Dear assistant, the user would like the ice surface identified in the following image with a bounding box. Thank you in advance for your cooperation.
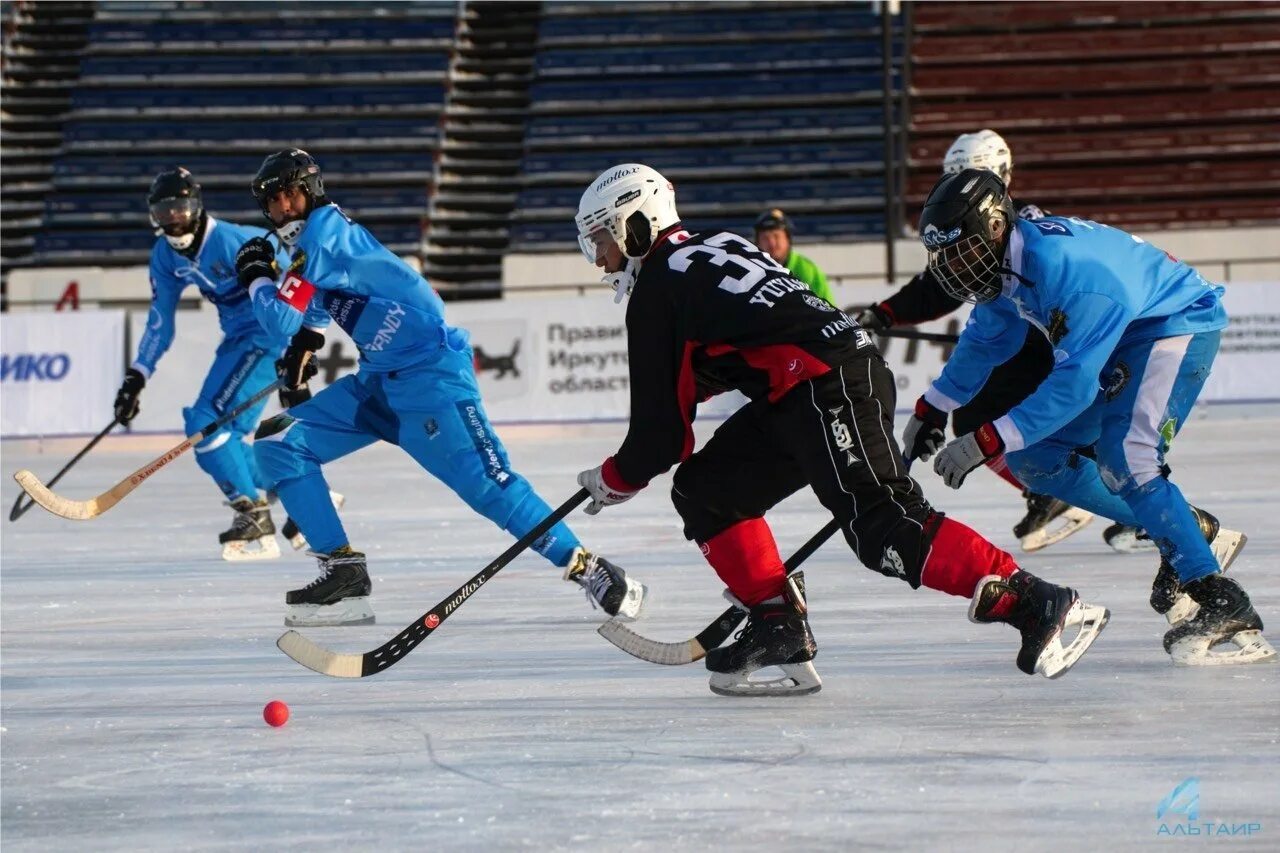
[2,410,1277,851]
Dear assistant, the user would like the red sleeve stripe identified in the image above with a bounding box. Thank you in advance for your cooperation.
[675,341,700,461]
[276,273,315,312]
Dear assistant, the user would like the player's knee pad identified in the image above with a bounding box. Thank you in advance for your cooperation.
[1005,444,1075,493]
[670,459,760,543]
[252,418,308,482]
[856,510,935,589]
[183,404,223,449]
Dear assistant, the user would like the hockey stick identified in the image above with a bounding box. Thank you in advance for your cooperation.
[9,417,120,522]
[12,379,284,521]
[597,516,843,665]
[276,488,590,678]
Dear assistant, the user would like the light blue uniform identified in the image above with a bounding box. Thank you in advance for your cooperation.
[135,216,290,501]
[925,216,1227,583]
[249,203,580,563]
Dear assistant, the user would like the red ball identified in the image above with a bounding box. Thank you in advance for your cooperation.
[263,700,289,728]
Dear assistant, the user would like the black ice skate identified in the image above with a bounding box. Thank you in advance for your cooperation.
[218,497,280,562]
[285,546,375,627]
[1162,574,1276,666]
[564,548,646,621]
[705,576,821,697]
[1013,490,1093,553]
[1151,507,1248,626]
[969,571,1108,678]
[1102,523,1157,554]
[281,491,346,551]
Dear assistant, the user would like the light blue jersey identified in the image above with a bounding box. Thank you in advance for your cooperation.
[133,216,289,377]
[926,216,1226,452]
[248,204,453,373]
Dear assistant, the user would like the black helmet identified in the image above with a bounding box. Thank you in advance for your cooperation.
[918,168,1015,303]
[251,148,327,241]
[753,207,792,235]
[148,167,205,250]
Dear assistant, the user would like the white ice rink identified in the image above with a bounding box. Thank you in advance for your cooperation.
[2,410,1277,851]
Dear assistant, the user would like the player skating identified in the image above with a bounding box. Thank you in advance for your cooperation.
[571,163,1108,696]
[911,168,1274,666]
[235,149,645,627]
[858,130,1101,552]
[114,168,290,560]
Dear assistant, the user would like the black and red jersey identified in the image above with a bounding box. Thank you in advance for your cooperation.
[880,197,1047,326]
[612,227,876,488]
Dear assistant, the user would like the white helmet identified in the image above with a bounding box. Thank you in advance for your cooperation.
[943,129,1012,187]
[576,163,680,302]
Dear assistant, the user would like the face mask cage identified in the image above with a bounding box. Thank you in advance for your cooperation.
[149,197,200,236]
[927,232,1004,303]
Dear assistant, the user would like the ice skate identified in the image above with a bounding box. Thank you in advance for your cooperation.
[281,491,347,551]
[564,548,646,621]
[1153,507,1248,625]
[284,546,375,627]
[705,575,820,697]
[1102,523,1158,554]
[1013,490,1093,552]
[219,496,280,561]
[1163,575,1276,666]
[969,571,1109,678]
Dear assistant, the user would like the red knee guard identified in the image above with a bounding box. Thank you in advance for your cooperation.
[985,453,1024,490]
[920,516,1018,598]
[700,518,787,606]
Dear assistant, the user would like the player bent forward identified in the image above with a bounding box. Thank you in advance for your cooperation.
[571,163,1109,696]
[911,169,1273,666]
[234,149,645,627]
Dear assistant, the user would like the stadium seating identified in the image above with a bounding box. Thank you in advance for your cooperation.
[507,1,897,253]
[906,1,1280,229]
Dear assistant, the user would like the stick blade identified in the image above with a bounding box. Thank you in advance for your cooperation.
[13,469,102,520]
[276,630,366,678]
[597,619,706,665]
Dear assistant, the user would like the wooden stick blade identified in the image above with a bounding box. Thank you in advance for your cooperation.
[597,619,707,665]
[12,470,105,520]
[276,630,365,678]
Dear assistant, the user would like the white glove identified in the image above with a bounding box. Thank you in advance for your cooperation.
[933,424,1005,489]
[577,459,640,515]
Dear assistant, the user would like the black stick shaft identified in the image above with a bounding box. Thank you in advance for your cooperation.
[9,417,120,522]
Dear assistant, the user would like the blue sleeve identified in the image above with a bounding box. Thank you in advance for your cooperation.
[249,278,305,340]
[132,248,184,377]
[301,292,331,331]
[925,300,1025,411]
[995,291,1130,452]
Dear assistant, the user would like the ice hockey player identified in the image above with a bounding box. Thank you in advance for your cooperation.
[856,130,1098,552]
[911,168,1274,666]
[114,167,291,560]
[234,149,645,628]
[571,163,1109,696]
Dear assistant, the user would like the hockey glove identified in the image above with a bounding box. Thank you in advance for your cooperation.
[113,368,146,425]
[278,384,312,409]
[235,236,278,288]
[934,423,1005,489]
[854,303,894,332]
[577,458,640,515]
[902,396,948,462]
[276,327,324,391]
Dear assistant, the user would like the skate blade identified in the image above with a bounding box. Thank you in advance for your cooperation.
[1105,528,1158,554]
[287,532,309,551]
[708,661,822,697]
[1036,601,1109,679]
[1020,507,1094,553]
[1165,532,1247,625]
[284,597,376,627]
[1168,630,1278,666]
[611,580,647,623]
[221,537,281,562]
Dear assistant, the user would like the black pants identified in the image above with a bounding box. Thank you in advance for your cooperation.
[952,327,1052,435]
[672,355,936,587]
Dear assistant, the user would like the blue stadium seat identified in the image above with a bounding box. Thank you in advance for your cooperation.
[538,8,875,40]
[63,118,440,144]
[88,19,455,43]
[517,178,883,212]
[79,53,448,79]
[71,85,443,110]
[521,141,882,176]
[529,73,885,105]
[525,107,882,142]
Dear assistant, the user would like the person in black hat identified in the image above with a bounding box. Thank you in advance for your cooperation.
[753,208,833,304]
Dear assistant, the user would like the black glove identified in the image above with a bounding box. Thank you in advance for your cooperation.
[855,303,893,332]
[276,327,325,391]
[902,396,948,463]
[114,368,146,425]
[235,236,278,288]
[278,384,313,409]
